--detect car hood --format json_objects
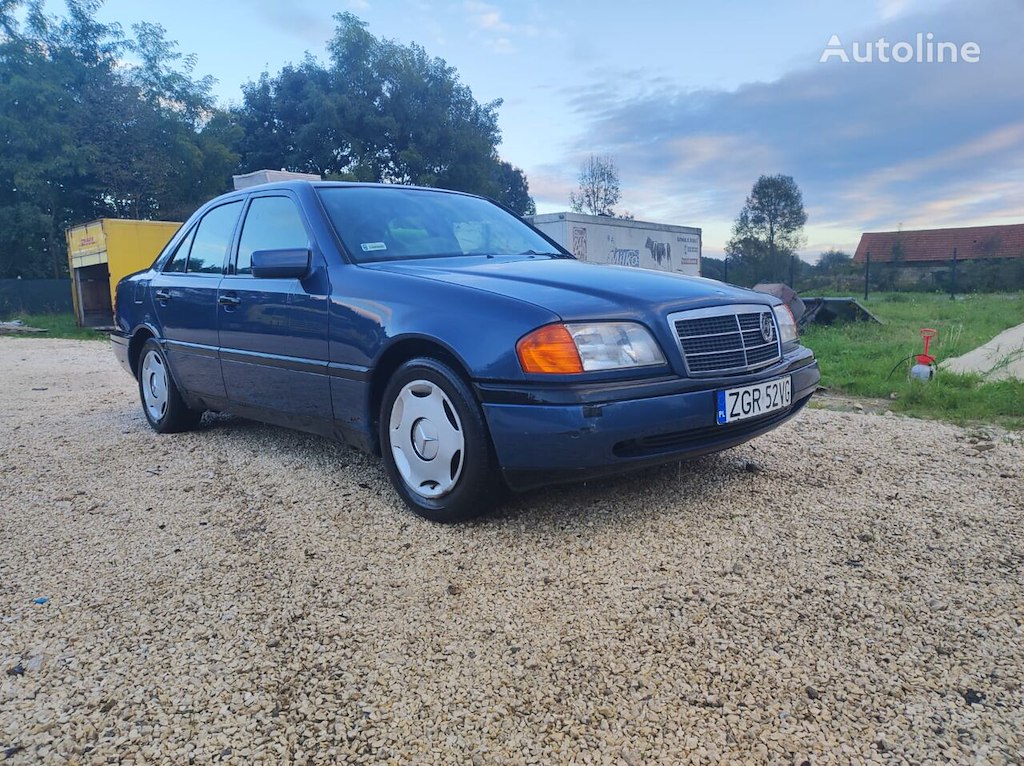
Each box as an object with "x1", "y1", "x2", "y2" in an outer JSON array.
[{"x1": 363, "y1": 257, "x2": 772, "y2": 321}]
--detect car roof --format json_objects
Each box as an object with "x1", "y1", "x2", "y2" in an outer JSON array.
[
  {"x1": 188, "y1": 181, "x2": 493, "y2": 226},
  {"x1": 224, "y1": 180, "x2": 476, "y2": 197}
]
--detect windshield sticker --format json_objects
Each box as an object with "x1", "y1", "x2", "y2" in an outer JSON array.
[{"x1": 360, "y1": 242, "x2": 387, "y2": 252}]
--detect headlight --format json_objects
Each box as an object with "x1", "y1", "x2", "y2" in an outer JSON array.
[
  {"x1": 517, "y1": 322, "x2": 666, "y2": 374},
  {"x1": 772, "y1": 304, "x2": 800, "y2": 351}
]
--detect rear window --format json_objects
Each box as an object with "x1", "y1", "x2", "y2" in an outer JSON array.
[{"x1": 317, "y1": 186, "x2": 561, "y2": 262}]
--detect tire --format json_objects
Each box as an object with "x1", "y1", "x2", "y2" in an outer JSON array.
[
  {"x1": 137, "y1": 338, "x2": 202, "y2": 434},
  {"x1": 379, "y1": 357, "x2": 500, "y2": 523}
]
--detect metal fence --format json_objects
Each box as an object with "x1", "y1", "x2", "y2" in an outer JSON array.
[
  {"x1": 797, "y1": 257, "x2": 1024, "y2": 297},
  {"x1": 0, "y1": 279, "x2": 73, "y2": 317}
]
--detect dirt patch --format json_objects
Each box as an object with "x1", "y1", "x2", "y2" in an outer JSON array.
[{"x1": 808, "y1": 389, "x2": 895, "y2": 416}]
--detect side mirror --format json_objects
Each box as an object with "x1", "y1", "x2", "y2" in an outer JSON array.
[{"x1": 251, "y1": 248, "x2": 311, "y2": 279}]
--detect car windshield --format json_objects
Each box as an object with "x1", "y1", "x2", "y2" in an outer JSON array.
[{"x1": 317, "y1": 186, "x2": 564, "y2": 262}]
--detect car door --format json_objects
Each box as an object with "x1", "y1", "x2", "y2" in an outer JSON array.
[
  {"x1": 149, "y1": 200, "x2": 242, "y2": 402},
  {"x1": 218, "y1": 193, "x2": 332, "y2": 422}
]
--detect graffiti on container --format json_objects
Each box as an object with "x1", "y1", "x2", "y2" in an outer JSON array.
[
  {"x1": 572, "y1": 227, "x2": 587, "y2": 261},
  {"x1": 610, "y1": 248, "x2": 640, "y2": 267},
  {"x1": 644, "y1": 238, "x2": 672, "y2": 270}
]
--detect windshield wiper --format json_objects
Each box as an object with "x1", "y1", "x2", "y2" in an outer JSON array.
[{"x1": 518, "y1": 249, "x2": 566, "y2": 257}]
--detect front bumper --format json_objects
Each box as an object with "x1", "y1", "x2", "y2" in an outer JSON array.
[{"x1": 479, "y1": 348, "x2": 820, "y2": 491}]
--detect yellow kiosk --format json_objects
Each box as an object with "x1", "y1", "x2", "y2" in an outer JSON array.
[{"x1": 65, "y1": 219, "x2": 181, "y2": 326}]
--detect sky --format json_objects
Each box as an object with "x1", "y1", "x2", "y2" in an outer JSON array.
[{"x1": 90, "y1": 0, "x2": 1024, "y2": 261}]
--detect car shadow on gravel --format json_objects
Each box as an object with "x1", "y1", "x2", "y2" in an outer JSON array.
[
  {"x1": 490, "y1": 451, "x2": 763, "y2": 529},
  {"x1": 187, "y1": 410, "x2": 761, "y2": 530}
]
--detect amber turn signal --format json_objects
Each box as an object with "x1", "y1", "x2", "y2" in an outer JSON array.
[{"x1": 517, "y1": 324, "x2": 584, "y2": 374}]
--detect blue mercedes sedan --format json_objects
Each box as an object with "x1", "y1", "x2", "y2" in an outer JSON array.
[{"x1": 111, "y1": 181, "x2": 819, "y2": 522}]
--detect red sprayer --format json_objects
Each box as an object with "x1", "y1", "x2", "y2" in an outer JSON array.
[{"x1": 910, "y1": 328, "x2": 938, "y2": 381}]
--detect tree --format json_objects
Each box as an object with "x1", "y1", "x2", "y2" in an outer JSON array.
[
  {"x1": 235, "y1": 62, "x2": 352, "y2": 178},
  {"x1": 570, "y1": 155, "x2": 620, "y2": 217},
  {"x1": 0, "y1": 0, "x2": 126, "y2": 277},
  {"x1": 0, "y1": 0, "x2": 237, "y2": 279},
  {"x1": 0, "y1": 5, "x2": 532, "y2": 280},
  {"x1": 233, "y1": 13, "x2": 534, "y2": 213},
  {"x1": 127, "y1": 22, "x2": 215, "y2": 128},
  {"x1": 890, "y1": 223, "x2": 905, "y2": 273},
  {"x1": 490, "y1": 160, "x2": 535, "y2": 216},
  {"x1": 816, "y1": 249, "x2": 852, "y2": 272},
  {"x1": 807, "y1": 248, "x2": 855, "y2": 292},
  {"x1": 722, "y1": 236, "x2": 769, "y2": 287},
  {"x1": 700, "y1": 256, "x2": 727, "y2": 282},
  {"x1": 726, "y1": 174, "x2": 807, "y2": 285}
]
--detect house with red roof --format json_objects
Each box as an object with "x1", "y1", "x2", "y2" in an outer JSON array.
[{"x1": 854, "y1": 223, "x2": 1024, "y2": 264}]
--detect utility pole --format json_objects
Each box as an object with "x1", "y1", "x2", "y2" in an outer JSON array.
[
  {"x1": 864, "y1": 251, "x2": 870, "y2": 301},
  {"x1": 950, "y1": 247, "x2": 958, "y2": 299}
]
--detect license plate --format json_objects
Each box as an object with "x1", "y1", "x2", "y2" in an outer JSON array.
[{"x1": 717, "y1": 376, "x2": 791, "y2": 425}]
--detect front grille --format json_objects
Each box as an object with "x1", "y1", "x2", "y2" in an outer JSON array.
[{"x1": 669, "y1": 304, "x2": 782, "y2": 376}]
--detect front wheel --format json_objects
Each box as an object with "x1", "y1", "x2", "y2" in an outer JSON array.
[
  {"x1": 138, "y1": 339, "x2": 202, "y2": 433},
  {"x1": 379, "y1": 358, "x2": 500, "y2": 523}
]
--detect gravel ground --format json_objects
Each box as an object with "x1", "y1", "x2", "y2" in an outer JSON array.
[{"x1": 1, "y1": 338, "x2": 1022, "y2": 765}]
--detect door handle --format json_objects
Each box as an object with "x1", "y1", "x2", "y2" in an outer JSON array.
[
  {"x1": 154, "y1": 290, "x2": 172, "y2": 301},
  {"x1": 218, "y1": 294, "x2": 241, "y2": 307}
]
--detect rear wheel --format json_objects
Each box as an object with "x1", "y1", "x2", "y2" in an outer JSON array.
[
  {"x1": 138, "y1": 338, "x2": 202, "y2": 433},
  {"x1": 379, "y1": 358, "x2": 500, "y2": 522}
]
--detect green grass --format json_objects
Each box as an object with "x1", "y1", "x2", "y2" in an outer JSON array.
[
  {"x1": 800, "y1": 292, "x2": 1024, "y2": 429},
  {"x1": 3, "y1": 313, "x2": 109, "y2": 341}
]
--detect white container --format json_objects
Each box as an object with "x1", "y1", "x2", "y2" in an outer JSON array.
[
  {"x1": 232, "y1": 169, "x2": 321, "y2": 190},
  {"x1": 528, "y1": 212, "x2": 702, "y2": 276},
  {"x1": 910, "y1": 363, "x2": 935, "y2": 381}
]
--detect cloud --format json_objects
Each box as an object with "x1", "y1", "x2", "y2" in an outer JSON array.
[
  {"x1": 554, "y1": 0, "x2": 1023, "y2": 256},
  {"x1": 464, "y1": 0, "x2": 511, "y2": 32},
  {"x1": 462, "y1": 1, "x2": 546, "y2": 54}
]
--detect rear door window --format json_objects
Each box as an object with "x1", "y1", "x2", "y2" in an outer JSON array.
[
  {"x1": 163, "y1": 227, "x2": 195, "y2": 273},
  {"x1": 185, "y1": 201, "x2": 242, "y2": 274}
]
